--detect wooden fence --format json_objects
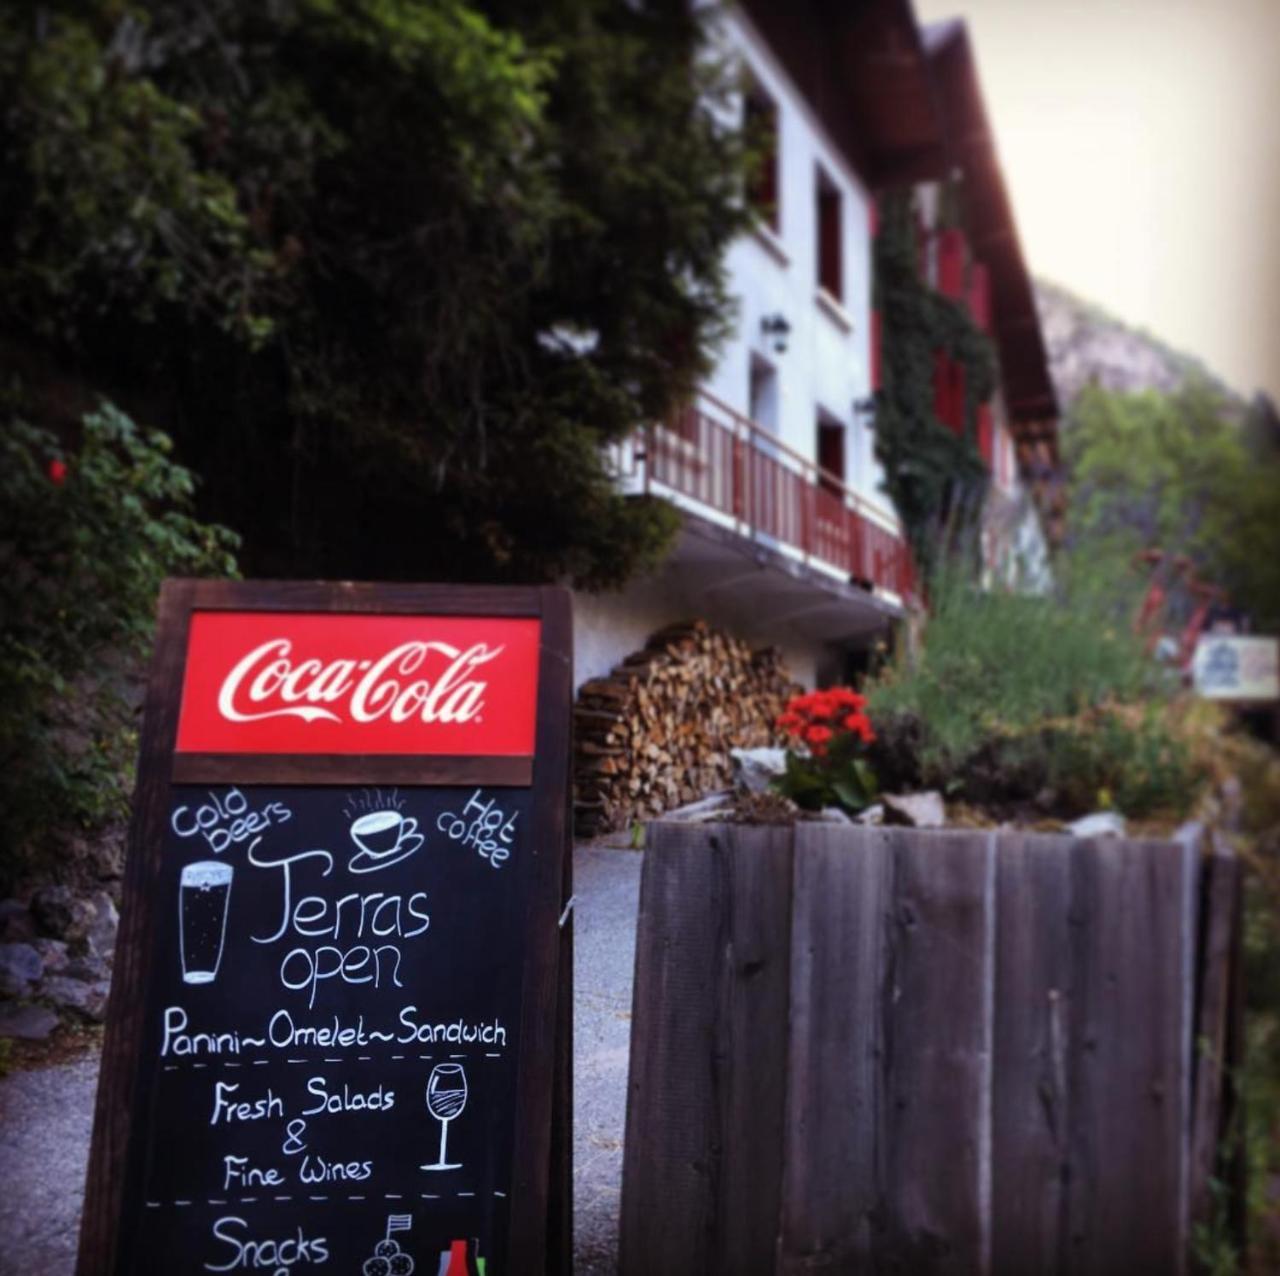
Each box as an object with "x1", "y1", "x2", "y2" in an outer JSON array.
[{"x1": 619, "y1": 823, "x2": 1243, "y2": 1275}]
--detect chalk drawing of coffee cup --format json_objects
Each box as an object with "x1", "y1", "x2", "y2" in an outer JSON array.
[
  {"x1": 349, "y1": 810, "x2": 424, "y2": 874},
  {"x1": 179, "y1": 861, "x2": 233, "y2": 985}
]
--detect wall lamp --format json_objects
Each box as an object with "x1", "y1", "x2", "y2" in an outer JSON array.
[
  {"x1": 760, "y1": 313, "x2": 792, "y2": 354},
  {"x1": 853, "y1": 394, "x2": 877, "y2": 423}
]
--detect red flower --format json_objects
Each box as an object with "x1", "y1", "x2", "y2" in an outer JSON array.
[
  {"x1": 804, "y1": 724, "x2": 833, "y2": 746},
  {"x1": 844, "y1": 712, "x2": 875, "y2": 744},
  {"x1": 48, "y1": 458, "x2": 67, "y2": 484}
]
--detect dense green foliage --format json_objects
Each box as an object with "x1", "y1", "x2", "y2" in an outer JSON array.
[
  {"x1": 0, "y1": 402, "x2": 238, "y2": 886},
  {"x1": 873, "y1": 189, "x2": 995, "y2": 575},
  {"x1": 0, "y1": 0, "x2": 750, "y2": 586},
  {"x1": 1067, "y1": 381, "x2": 1280, "y2": 631},
  {"x1": 867, "y1": 570, "x2": 1194, "y2": 817}
]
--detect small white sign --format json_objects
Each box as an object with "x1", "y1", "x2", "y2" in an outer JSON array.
[{"x1": 1192, "y1": 635, "x2": 1279, "y2": 701}]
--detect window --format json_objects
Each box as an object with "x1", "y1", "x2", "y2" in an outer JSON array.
[
  {"x1": 749, "y1": 355, "x2": 779, "y2": 433},
  {"x1": 816, "y1": 167, "x2": 842, "y2": 301},
  {"x1": 744, "y1": 79, "x2": 779, "y2": 232},
  {"x1": 817, "y1": 415, "x2": 845, "y2": 498}
]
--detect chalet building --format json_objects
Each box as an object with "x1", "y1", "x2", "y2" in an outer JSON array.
[
  {"x1": 572, "y1": 0, "x2": 1060, "y2": 690},
  {"x1": 914, "y1": 19, "x2": 1062, "y2": 586}
]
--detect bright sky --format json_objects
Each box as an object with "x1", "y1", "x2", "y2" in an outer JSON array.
[{"x1": 914, "y1": 0, "x2": 1280, "y2": 403}]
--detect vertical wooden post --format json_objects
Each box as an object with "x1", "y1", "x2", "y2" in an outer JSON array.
[
  {"x1": 619, "y1": 823, "x2": 793, "y2": 1276},
  {"x1": 778, "y1": 825, "x2": 891, "y2": 1273}
]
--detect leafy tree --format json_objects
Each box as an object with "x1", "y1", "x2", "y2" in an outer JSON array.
[
  {"x1": 0, "y1": 401, "x2": 238, "y2": 885},
  {"x1": 0, "y1": 0, "x2": 750, "y2": 586},
  {"x1": 1067, "y1": 381, "x2": 1280, "y2": 631}
]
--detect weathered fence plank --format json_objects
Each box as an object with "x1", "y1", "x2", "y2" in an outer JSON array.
[
  {"x1": 619, "y1": 822, "x2": 793, "y2": 1276},
  {"x1": 1188, "y1": 834, "x2": 1243, "y2": 1235},
  {"x1": 778, "y1": 825, "x2": 891, "y2": 1274},
  {"x1": 620, "y1": 823, "x2": 1225, "y2": 1276},
  {"x1": 876, "y1": 829, "x2": 997, "y2": 1275},
  {"x1": 1065, "y1": 836, "x2": 1192, "y2": 1276},
  {"x1": 619, "y1": 821, "x2": 721, "y2": 1276},
  {"x1": 714, "y1": 825, "x2": 796, "y2": 1276},
  {"x1": 991, "y1": 833, "x2": 1076, "y2": 1275}
]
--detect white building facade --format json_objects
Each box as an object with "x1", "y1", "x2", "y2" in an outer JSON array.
[
  {"x1": 571, "y1": 4, "x2": 1061, "y2": 691},
  {"x1": 575, "y1": 5, "x2": 913, "y2": 691}
]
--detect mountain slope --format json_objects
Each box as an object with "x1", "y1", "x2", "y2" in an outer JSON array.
[{"x1": 1034, "y1": 279, "x2": 1244, "y2": 415}]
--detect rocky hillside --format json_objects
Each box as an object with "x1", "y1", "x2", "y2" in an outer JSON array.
[{"x1": 1034, "y1": 279, "x2": 1245, "y2": 416}]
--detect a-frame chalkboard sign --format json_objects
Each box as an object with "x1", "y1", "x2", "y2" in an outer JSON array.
[{"x1": 78, "y1": 581, "x2": 572, "y2": 1276}]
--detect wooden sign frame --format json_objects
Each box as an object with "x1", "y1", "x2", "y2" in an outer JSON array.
[{"x1": 77, "y1": 580, "x2": 573, "y2": 1276}]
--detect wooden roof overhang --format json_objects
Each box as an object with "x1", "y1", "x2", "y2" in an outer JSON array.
[
  {"x1": 740, "y1": 0, "x2": 941, "y2": 186},
  {"x1": 920, "y1": 20, "x2": 1060, "y2": 462}
]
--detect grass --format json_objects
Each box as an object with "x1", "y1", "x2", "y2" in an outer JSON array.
[{"x1": 865, "y1": 566, "x2": 1192, "y2": 818}]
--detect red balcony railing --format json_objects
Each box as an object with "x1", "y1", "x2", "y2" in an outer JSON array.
[{"x1": 614, "y1": 392, "x2": 916, "y2": 603}]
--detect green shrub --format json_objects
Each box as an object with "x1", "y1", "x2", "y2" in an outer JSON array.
[
  {"x1": 0, "y1": 400, "x2": 239, "y2": 886},
  {"x1": 867, "y1": 568, "x2": 1196, "y2": 818}
]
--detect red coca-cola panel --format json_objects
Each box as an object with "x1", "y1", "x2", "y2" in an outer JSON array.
[{"x1": 176, "y1": 611, "x2": 541, "y2": 755}]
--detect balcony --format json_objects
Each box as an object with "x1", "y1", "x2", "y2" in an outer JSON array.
[{"x1": 613, "y1": 392, "x2": 916, "y2": 609}]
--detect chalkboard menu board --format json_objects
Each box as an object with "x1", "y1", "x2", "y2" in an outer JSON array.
[{"x1": 78, "y1": 583, "x2": 572, "y2": 1276}]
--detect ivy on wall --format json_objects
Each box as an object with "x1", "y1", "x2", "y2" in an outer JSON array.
[{"x1": 873, "y1": 189, "x2": 996, "y2": 578}]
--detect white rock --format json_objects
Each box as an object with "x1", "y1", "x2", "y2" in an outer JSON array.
[
  {"x1": 31, "y1": 938, "x2": 69, "y2": 974},
  {"x1": 39, "y1": 975, "x2": 111, "y2": 1022},
  {"x1": 0, "y1": 1003, "x2": 60, "y2": 1041},
  {"x1": 730, "y1": 747, "x2": 788, "y2": 794},
  {"x1": 1068, "y1": 811, "x2": 1127, "y2": 839},
  {"x1": 0, "y1": 942, "x2": 44, "y2": 997},
  {"x1": 855, "y1": 804, "x2": 885, "y2": 826},
  {"x1": 882, "y1": 791, "x2": 946, "y2": 829},
  {"x1": 85, "y1": 892, "x2": 120, "y2": 962},
  {"x1": 658, "y1": 791, "x2": 733, "y2": 823}
]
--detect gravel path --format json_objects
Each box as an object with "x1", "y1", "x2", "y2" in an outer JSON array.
[
  {"x1": 571, "y1": 844, "x2": 643, "y2": 1276},
  {"x1": 0, "y1": 842, "x2": 641, "y2": 1275},
  {"x1": 0, "y1": 1055, "x2": 99, "y2": 1275}
]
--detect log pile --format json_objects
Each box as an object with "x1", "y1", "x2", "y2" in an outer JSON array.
[{"x1": 574, "y1": 620, "x2": 800, "y2": 835}]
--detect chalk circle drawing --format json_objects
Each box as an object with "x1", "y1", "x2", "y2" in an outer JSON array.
[
  {"x1": 362, "y1": 1213, "x2": 415, "y2": 1276},
  {"x1": 179, "y1": 860, "x2": 233, "y2": 985},
  {"x1": 347, "y1": 790, "x2": 423, "y2": 874},
  {"x1": 422, "y1": 1063, "x2": 468, "y2": 1172}
]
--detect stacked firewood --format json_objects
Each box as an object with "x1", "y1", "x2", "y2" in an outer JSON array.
[{"x1": 573, "y1": 620, "x2": 800, "y2": 835}]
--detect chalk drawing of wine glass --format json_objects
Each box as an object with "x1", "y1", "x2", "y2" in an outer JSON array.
[
  {"x1": 179, "y1": 861, "x2": 233, "y2": 985},
  {"x1": 348, "y1": 809, "x2": 424, "y2": 874},
  {"x1": 421, "y1": 1063, "x2": 467, "y2": 1172}
]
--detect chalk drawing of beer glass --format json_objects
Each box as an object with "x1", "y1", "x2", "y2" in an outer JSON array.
[
  {"x1": 421, "y1": 1063, "x2": 467, "y2": 1172},
  {"x1": 179, "y1": 861, "x2": 233, "y2": 985}
]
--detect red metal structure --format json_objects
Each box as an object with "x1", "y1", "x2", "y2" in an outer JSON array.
[
  {"x1": 1133, "y1": 548, "x2": 1226, "y2": 669},
  {"x1": 615, "y1": 391, "x2": 916, "y2": 602}
]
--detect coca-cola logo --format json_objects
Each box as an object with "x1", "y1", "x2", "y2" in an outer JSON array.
[
  {"x1": 177, "y1": 611, "x2": 539, "y2": 755},
  {"x1": 217, "y1": 639, "x2": 505, "y2": 726}
]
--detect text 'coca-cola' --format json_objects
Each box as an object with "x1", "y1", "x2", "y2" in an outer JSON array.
[{"x1": 175, "y1": 612, "x2": 541, "y2": 755}]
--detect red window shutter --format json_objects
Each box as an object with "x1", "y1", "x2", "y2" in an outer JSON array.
[
  {"x1": 968, "y1": 262, "x2": 991, "y2": 332},
  {"x1": 938, "y1": 228, "x2": 966, "y2": 300}
]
